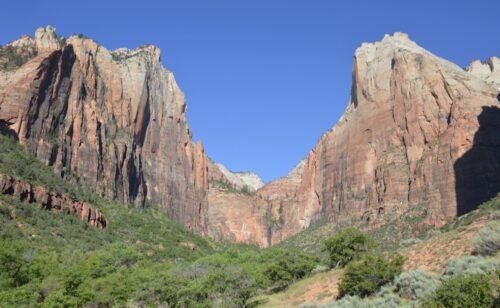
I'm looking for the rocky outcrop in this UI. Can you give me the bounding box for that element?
[208,160,264,192]
[467,57,500,91]
[0,26,208,233]
[0,173,106,228]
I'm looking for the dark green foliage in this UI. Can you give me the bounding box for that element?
[424,273,495,307]
[0,133,320,306]
[263,249,318,291]
[323,227,374,268]
[338,253,405,298]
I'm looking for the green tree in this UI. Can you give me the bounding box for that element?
[338,253,405,298]
[323,227,374,268]
[0,240,30,288]
[425,273,494,307]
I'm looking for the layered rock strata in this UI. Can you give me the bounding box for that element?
[0,173,106,228]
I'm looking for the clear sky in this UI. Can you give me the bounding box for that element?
[1,1,498,182]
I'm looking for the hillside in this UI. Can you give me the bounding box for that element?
[252,196,500,307]
[0,134,326,306]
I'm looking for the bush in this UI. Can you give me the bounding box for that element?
[424,274,494,307]
[472,221,500,255]
[399,237,422,247]
[395,269,438,300]
[320,292,400,308]
[264,249,318,291]
[323,227,374,268]
[443,255,499,277]
[338,253,404,298]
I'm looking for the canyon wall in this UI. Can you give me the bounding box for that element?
[0,27,208,233]
[1,28,498,247]
[206,33,500,247]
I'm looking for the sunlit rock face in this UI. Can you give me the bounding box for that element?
[0,26,209,233]
[206,33,500,247]
[1,28,499,246]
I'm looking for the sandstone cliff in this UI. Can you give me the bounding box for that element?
[0,26,208,232]
[206,33,500,247]
[1,28,498,247]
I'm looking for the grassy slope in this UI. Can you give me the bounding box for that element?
[253,196,500,307]
[0,134,215,261]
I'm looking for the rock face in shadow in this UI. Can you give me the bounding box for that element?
[0,27,208,233]
[454,106,500,215]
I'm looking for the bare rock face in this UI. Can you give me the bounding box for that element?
[467,57,500,91]
[0,27,208,233]
[0,173,106,228]
[274,32,500,239]
[209,160,264,192]
[205,33,500,247]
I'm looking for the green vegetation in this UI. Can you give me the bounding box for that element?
[0,46,36,70]
[443,255,500,277]
[424,273,497,308]
[395,269,439,301]
[0,134,89,200]
[0,133,319,306]
[472,221,500,255]
[338,253,405,298]
[323,227,375,268]
[209,179,255,196]
[1,132,499,306]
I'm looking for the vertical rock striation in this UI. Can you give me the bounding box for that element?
[0,26,208,232]
[205,33,500,247]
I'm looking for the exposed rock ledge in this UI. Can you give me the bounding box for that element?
[0,173,107,228]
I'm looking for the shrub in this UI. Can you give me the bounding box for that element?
[443,255,500,277]
[472,221,500,255]
[395,269,438,300]
[399,237,421,247]
[323,227,375,268]
[338,253,404,298]
[0,240,30,288]
[264,249,318,291]
[319,292,400,308]
[424,274,494,307]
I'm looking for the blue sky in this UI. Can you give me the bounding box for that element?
[1,1,499,182]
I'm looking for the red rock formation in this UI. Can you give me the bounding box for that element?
[205,33,500,247]
[0,26,208,233]
[266,33,500,244]
[0,173,106,228]
[2,28,499,247]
